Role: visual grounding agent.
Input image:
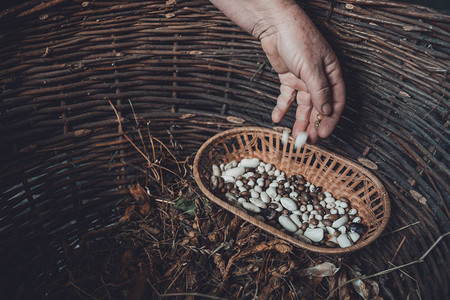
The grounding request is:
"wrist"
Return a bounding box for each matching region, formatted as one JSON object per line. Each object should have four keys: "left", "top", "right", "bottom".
{"left": 210, "top": 0, "right": 298, "bottom": 39}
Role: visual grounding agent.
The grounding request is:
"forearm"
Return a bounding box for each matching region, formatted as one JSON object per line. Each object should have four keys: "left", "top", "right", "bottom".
{"left": 209, "top": 0, "right": 299, "bottom": 39}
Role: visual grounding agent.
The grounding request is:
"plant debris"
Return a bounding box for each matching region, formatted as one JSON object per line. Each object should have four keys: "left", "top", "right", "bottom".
{"left": 39, "top": 103, "right": 447, "bottom": 299}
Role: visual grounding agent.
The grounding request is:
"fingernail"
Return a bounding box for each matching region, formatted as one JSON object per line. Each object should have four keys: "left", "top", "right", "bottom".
{"left": 321, "top": 103, "right": 332, "bottom": 115}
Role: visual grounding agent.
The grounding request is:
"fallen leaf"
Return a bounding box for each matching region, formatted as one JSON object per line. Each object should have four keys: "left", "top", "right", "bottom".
{"left": 129, "top": 182, "right": 150, "bottom": 205}
{"left": 188, "top": 50, "right": 203, "bottom": 55}
{"left": 297, "top": 262, "right": 340, "bottom": 277}
{"left": 226, "top": 116, "right": 245, "bottom": 124}
{"left": 358, "top": 157, "right": 378, "bottom": 170}
{"left": 410, "top": 190, "right": 427, "bottom": 205}
{"left": 351, "top": 268, "right": 381, "bottom": 300}
{"left": 181, "top": 113, "right": 196, "bottom": 119}
{"left": 274, "top": 241, "right": 293, "bottom": 254}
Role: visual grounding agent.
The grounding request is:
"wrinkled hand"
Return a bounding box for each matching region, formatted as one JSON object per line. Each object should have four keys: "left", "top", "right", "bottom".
{"left": 211, "top": 0, "right": 345, "bottom": 143}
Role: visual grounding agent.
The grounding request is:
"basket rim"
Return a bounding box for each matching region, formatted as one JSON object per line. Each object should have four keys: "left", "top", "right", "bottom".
{"left": 193, "top": 126, "right": 391, "bottom": 255}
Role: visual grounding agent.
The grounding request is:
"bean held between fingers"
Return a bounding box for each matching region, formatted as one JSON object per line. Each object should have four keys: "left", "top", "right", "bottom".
{"left": 210, "top": 158, "right": 366, "bottom": 248}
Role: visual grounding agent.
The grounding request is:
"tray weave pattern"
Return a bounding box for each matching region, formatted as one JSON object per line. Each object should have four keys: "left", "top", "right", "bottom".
{"left": 194, "top": 126, "right": 391, "bottom": 254}
{"left": 0, "top": 0, "right": 448, "bottom": 298}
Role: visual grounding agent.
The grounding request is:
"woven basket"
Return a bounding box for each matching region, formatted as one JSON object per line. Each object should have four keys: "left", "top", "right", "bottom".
{"left": 194, "top": 127, "right": 390, "bottom": 254}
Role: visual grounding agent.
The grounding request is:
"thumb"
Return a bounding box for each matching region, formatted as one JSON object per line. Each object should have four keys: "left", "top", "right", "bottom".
{"left": 301, "top": 62, "right": 332, "bottom": 116}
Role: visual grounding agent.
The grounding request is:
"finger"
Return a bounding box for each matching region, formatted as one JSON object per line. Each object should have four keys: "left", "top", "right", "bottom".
{"left": 306, "top": 107, "right": 320, "bottom": 143}
{"left": 292, "top": 89, "right": 312, "bottom": 136}
{"left": 301, "top": 60, "right": 333, "bottom": 117}
{"left": 272, "top": 83, "right": 296, "bottom": 123}
{"left": 317, "top": 59, "right": 346, "bottom": 138}
{"left": 307, "top": 126, "right": 319, "bottom": 144}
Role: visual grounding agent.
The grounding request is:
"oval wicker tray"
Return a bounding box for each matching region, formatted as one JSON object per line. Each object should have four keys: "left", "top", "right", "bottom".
{"left": 193, "top": 126, "right": 391, "bottom": 254}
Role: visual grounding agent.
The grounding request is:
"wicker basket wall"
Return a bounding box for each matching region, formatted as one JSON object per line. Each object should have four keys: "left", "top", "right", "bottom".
{"left": 0, "top": 0, "right": 448, "bottom": 299}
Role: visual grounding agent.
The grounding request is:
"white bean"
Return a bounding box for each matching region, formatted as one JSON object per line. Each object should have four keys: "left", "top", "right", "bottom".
{"left": 290, "top": 214, "right": 303, "bottom": 228}
{"left": 339, "top": 202, "right": 349, "bottom": 208}
{"left": 257, "top": 165, "right": 265, "bottom": 174}
{"left": 326, "top": 226, "right": 336, "bottom": 235}
{"left": 353, "top": 217, "right": 362, "bottom": 223}
{"left": 326, "top": 203, "right": 336, "bottom": 209}
{"left": 224, "top": 162, "right": 233, "bottom": 171}
{"left": 289, "top": 191, "right": 298, "bottom": 199}
{"left": 269, "top": 182, "right": 278, "bottom": 188}
{"left": 302, "top": 213, "right": 309, "bottom": 222}
{"left": 281, "top": 197, "right": 298, "bottom": 211}
{"left": 325, "top": 197, "right": 335, "bottom": 204}
{"left": 338, "top": 226, "right": 347, "bottom": 234}
{"left": 212, "top": 164, "right": 221, "bottom": 177}
{"left": 276, "top": 175, "right": 285, "bottom": 182}
{"left": 337, "top": 234, "right": 352, "bottom": 248}
{"left": 266, "top": 187, "right": 277, "bottom": 198}
{"left": 282, "top": 129, "right": 289, "bottom": 145}
{"left": 210, "top": 175, "right": 218, "bottom": 190}
{"left": 271, "top": 202, "right": 283, "bottom": 212}
{"left": 294, "top": 229, "right": 304, "bottom": 236}
{"left": 348, "top": 208, "right": 358, "bottom": 215}
{"left": 240, "top": 158, "right": 260, "bottom": 168}
{"left": 243, "top": 202, "right": 261, "bottom": 213}
{"left": 304, "top": 228, "right": 324, "bottom": 242}
{"left": 278, "top": 215, "right": 298, "bottom": 232}
{"left": 260, "top": 192, "right": 270, "bottom": 203}
{"left": 348, "top": 232, "right": 361, "bottom": 243}
{"left": 250, "top": 198, "right": 267, "bottom": 208}
{"left": 294, "top": 132, "right": 307, "bottom": 149}
{"left": 243, "top": 172, "right": 255, "bottom": 178}
{"left": 222, "top": 175, "right": 235, "bottom": 183}
{"left": 332, "top": 216, "right": 348, "bottom": 229}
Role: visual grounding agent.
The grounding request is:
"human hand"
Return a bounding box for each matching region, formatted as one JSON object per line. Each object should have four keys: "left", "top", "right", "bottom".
{"left": 210, "top": 0, "right": 345, "bottom": 143}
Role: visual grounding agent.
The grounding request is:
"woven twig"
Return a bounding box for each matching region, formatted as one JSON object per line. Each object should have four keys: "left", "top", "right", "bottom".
{"left": 0, "top": 0, "right": 448, "bottom": 299}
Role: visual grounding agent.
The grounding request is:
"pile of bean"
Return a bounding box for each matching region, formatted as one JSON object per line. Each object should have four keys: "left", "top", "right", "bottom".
{"left": 209, "top": 158, "right": 368, "bottom": 248}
